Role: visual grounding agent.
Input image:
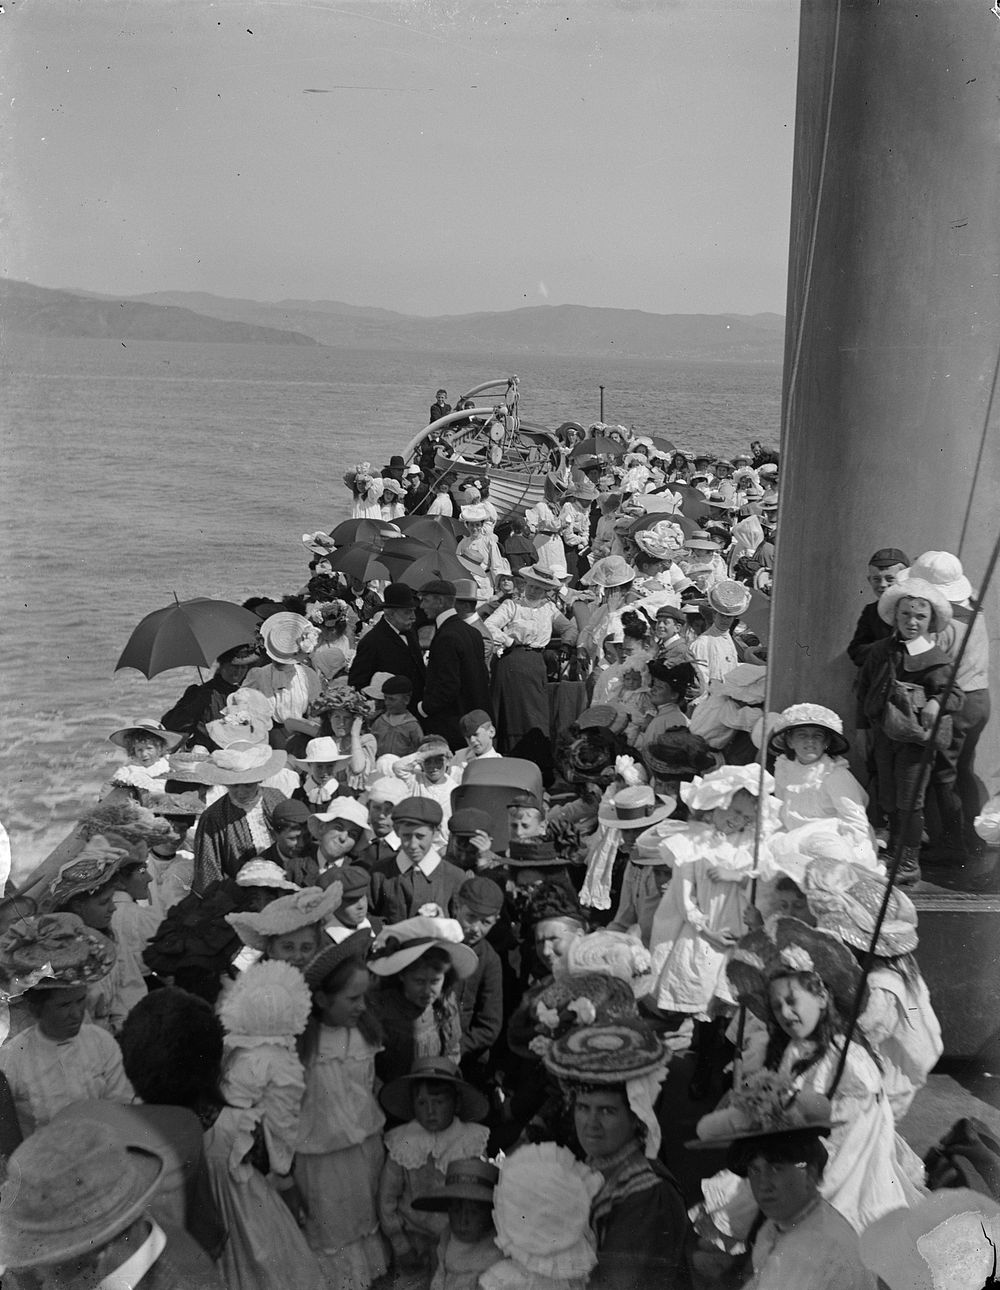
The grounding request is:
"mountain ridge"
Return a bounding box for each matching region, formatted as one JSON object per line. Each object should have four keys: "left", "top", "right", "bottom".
{"left": 3, "top": 278, "right": 785, "bottom": 361}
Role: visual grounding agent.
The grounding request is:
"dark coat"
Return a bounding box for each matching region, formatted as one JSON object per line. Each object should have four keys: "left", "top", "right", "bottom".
{"left": 421, "top": 615, "right": 493, "bottom": 750}
{"left": 369, "top": 854, "right": 468, "bottom": 925}
{"left": 847, "top": 600, "right": 893, "bottom": 667}
{"left": 348, "top": 619, "right": 426, "bottom": 710}
{"left": 454, "top": 937, "right": 504, "bottom": 1062}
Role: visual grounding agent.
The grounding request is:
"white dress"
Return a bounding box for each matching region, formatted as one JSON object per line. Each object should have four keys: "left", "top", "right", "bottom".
{"left": 295, "top": 1025, "right": 389, "bottom": 1290}
{"left": 525, "top": 500, "right": 567, "bottom": 577}
{"left": 647, "top": 826, "right": 753, "bottom": 1016}
{"left": 773, "top": 754, "right": 869, "bottom": 832}
{"left": 697, "top": 1040, "right": 926, "bottom": 1248}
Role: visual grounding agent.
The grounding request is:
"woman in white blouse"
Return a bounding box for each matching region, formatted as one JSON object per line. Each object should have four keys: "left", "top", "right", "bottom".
{"left": 484, "top": 565, "right": 575, "bottom": 755}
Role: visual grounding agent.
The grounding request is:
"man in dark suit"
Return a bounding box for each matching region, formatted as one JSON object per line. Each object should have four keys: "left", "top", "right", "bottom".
{"left": 348, "top": 583, "right": 425, "bottom": 712}
{"left": 416, "top": 579, "right": 493, "bottom": 750}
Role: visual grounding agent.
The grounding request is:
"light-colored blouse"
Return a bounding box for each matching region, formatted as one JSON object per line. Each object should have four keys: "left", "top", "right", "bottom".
{"left": 485, "top": 599, "right": 573, "bottom": 649}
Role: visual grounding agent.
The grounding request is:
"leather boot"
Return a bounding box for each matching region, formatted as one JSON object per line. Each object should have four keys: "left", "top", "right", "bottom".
{"left": 897, "top": 845, "right": 922, "bottom": 886}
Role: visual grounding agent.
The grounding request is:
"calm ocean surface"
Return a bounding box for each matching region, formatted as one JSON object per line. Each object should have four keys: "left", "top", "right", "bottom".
{"left": 0, "top": 337, "right": 781, "bottom": 879}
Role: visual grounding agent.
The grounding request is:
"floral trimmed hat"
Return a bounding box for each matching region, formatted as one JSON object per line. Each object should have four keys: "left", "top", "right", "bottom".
{"left": 225, "top": 885, "right": 343, "bottom": 952}
{"left": 689, "top": 1071, "right": 836, "bottom": 1150}
{"left": 44, "top": 838, "right": 134, "bottom": 911}
{"left": 543, "top": 1016, "right": 667, "bottom": 1086}
{"left": 0, "top": 912, "right": 116, "bottom": 998}
{"left": 507, "top": 970, "right": 638, "bottom": 1060}
{"left": 726, "top": 915, "right": 862, "bottom": 1023}
{"left": 680, "top": 763, "right": 775, "bottom": 812}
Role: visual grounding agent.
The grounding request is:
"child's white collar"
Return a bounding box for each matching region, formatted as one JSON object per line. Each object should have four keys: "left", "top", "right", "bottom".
{"left": 903, "top": 635, "right": 935, "bottom": 656}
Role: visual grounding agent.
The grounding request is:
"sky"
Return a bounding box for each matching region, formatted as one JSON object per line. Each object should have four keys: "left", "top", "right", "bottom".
{"left": 2, "top": 0, "right": 801, "bottom": 316}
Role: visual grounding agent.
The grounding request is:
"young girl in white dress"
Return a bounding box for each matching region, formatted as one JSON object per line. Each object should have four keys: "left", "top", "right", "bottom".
{"left": 646, "top": 764, "right": 778, "bottom": 1097}
{"left": 296, "top": 931, "right": 389, "bottom": 1289}
{"left": 694, "top": 916, "right": 925, "bottom": 1263}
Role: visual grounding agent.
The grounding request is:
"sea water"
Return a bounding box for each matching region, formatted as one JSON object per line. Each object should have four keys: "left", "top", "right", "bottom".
{"left": 0, "top": 336, "right": 781, "bottom": 877}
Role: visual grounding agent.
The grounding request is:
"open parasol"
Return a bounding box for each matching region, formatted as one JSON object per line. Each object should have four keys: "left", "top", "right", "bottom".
{"left": 569, "top": 436, "right": 627, "bottom": 461}
{"left": 396, "top": 550, "right": 471, "bottom": 589}
{"left": 115, "top": 598, "right": 261, "bottom": 680}
{"left": 325, "top": 543, "right": 392, "bottom": 583}
{"left": 394, "top": 515, "right": 464, "bottom": 544}
{"left": 329, "top": 518, "right": 400, "bottom": 547}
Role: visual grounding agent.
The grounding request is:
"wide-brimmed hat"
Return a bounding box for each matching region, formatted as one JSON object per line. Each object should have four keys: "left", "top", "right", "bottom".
{"left": 0, "top": 912, "right": 116, "bottom": 998}
{"left": 460, "top": 503, "right": 490, "bottom": 523}
{"left": 726, "top": 916, "right": 862, "bottom": 1023}
{"left": 226, "top": 884, "right": 343, "bottom": 951}
{"left": 260, "top": 612, "right": 315, "bottom": 663}
{"left": 684, "top": 529, "right": 722, "bottom": 551}
{"left": 303, "top": 928, "right": 372, "bottom": 989}
{"left": 508, "top": 971, "right": 637, "bottom": 1059}
{"left": 217, "top": 642, "right": 263, "bottom": 667}
{"left": 580, "top": 555, "right": 637, "bottom": 589}
{"left": 308, "top": 797, "right": 373, "bottom": 842}
{"left": 411, "top": 1157, "right": 499, "bottom": 1211}
{"left": 717, "top": 663, "right": 768, "bottom": 704}
{"left": 905, "top": 550, "right": 973, "bottom": 603}
{"left": 175, "top": 741, "right": 287, "bottom": 786}
{"left": 804, "top": 860, "right": 919, "bottom": 957}
{"left": 598, "top": 785, "right": 675, "bottom": 831}
{"left": 643, "top": 730, "right": 719, "bottom": 778}
{"left": 368, "top": 916, "right": 478, "bottom": 979}
{"left": 45, "top": 838, "right": 133, "bottom": 910}
{"left": 0, "top": 1119, "right": 165, "bottom": 1269}
{"left": 206, "top": 688, "right": 274, "bottom": 747}
{"left": 144, "top": 790, "right": 206, "bottom": 819}
{"left": 878, "top": 577, "right": 953, "bottom": 633}
{"left": 302, "top": 530, "right": 337, "bottom": 555}
{"left": 768, "top": 702, "right": 850, "bottom": 758}
{"left": 688, "top": 1073, "right": 835, "bottom": 1150}
{"left": 297, "top": 736, "right": 352, "bottom": 766}
{"left": 518, "top": 564, "right": 566, "bottom": 591}
{"left": 706, "top": 579, "right": 752, "bottom": 617}
{"left": 108, "top": 718, "right": 184, "bottom": 753}
{"left": 543, "top": 1017, "right": 667, "bottom": 1085}
{"left": 757, "top": 463, "right": 778, "bottom": 477}
{"left": 575, "top": 705, "right": 629, "bottom": 734}
{"left": 860, "top": 1189, "right": 1000, "bottom": 1290}
{"left": 680, "top": 762, "right": 774, "bottom": 812}
{"left": 235, "top": 858, "right": 299, "bottom": 891}
{"left": 633, "top": 520, "right": 686, "bottom": 560}
{"left": 379, "top": 1055, "right": 489, "bottom": 1122}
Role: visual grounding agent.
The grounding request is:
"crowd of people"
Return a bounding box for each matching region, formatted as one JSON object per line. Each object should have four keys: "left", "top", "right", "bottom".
{"left": 0, "top": 412, "right": 997, "bottom": 1290}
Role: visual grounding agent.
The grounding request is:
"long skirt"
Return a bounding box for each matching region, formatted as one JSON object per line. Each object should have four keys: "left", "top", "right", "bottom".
{"left": 203, "top": 1110, "right": 326, "bottom": 1290}
{"left": 296, "top": 1134, "right": 388, "bottom": 1290}
{"left": 492, "top": 647, "right": 549, "bottom": 753}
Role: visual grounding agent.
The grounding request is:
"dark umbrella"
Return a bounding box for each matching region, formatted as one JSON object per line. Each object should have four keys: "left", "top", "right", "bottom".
{"left": 325, "top": 543, "right": 392, "bottom": 583}
{"left": 569, "top": 436, "right": 627, "bottom": 461}
{"left": 375, "top": 536, "right": 437, "bottom": 580}
{"left": 329, "top": 518, "right": 401, "bottom": 547}
{"left": 651, "top": 483, "right": 711, "bottom": 522}
{"left": 394, "top": 515, "right": 463, "bottom": 545}
{"left": 396, "top": 550, "right": 470, "bottom": 589}
{"left": 649, "top": 434, "right": 677, "bottom": 454}
{"left": 115, "top": 598, "right": 261, "bottom": 679}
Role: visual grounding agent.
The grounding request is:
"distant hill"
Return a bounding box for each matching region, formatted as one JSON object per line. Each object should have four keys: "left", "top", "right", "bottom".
{"left": 125, "top": 291, "right": 784, "bottom": 361}
{"left": 0, "top": 279, "right": 318, "bottom": 345}
{"left": 2, "top": 277, "right": 785, "bottom": 361}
